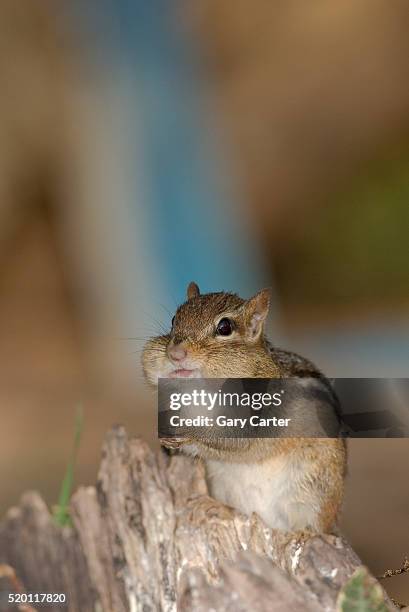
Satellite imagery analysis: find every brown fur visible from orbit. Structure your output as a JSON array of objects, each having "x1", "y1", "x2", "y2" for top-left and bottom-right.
[
  {"x1": 143, "y1": 289, "x2": 280, "y2": 381},
  {"x1": 142, "y1": 283, "x2": 346, "y2": 532}
]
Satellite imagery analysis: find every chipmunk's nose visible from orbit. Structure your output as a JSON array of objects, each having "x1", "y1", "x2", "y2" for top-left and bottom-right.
[{"x1": 168, "y1": 344, "x2": 187, "y2": 362}]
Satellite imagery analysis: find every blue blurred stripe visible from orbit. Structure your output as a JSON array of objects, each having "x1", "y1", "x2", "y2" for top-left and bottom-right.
[{"x1": 68, "y1": 0, "x2": 269, "y2": 310}]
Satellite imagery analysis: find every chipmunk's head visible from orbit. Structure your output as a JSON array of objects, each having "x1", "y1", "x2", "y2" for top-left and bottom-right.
[{"x1": 142, "y1": 282, "x2": 278, "y2": 384}]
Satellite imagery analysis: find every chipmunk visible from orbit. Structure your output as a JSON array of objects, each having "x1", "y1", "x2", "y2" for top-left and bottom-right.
[{"x1": 142, "y1": 282, "x2": 346, "y2": 532}]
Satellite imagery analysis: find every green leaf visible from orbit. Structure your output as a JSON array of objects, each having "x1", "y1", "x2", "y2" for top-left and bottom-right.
[
  {"x1": 337, "y1": 567, "x2": 389, "y2": 612},
  {"x1": 53, "y1": 404, "x2": 84, "y2": 527}
]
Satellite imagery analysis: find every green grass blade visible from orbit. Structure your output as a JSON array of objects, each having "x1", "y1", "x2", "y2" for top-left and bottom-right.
[{"x1": 53, "y1": 404, "x2": 84, "y2": 527}]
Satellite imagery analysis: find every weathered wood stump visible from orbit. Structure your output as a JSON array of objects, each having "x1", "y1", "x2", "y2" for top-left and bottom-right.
[{"x1": 0, "y1": 426, "x2": 397, "y2": 611}]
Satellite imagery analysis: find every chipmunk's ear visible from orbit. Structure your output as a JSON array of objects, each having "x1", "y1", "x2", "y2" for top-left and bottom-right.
[
  {"x1": 244, "y1": 288, "x2": 271, "y2": 341},
  {"x1": 187, "y1": 281, "x2": 200, "y2": 300}
]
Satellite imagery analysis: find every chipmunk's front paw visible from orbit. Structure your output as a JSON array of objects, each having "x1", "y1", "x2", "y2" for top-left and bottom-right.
[
  {"x1": 159, "y1": 437, "x2": 191, "y2": 450},
  {"x1": 186, "y1": 495, "x2": 236, "y2": 525}
]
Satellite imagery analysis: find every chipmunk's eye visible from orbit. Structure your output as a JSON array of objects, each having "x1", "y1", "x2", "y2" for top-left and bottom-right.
[{"x1": 216, "y1": 318, "x2": 233, "y2": 336}]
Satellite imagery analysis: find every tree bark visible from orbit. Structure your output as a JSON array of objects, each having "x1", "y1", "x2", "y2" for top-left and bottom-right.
[{"x1": 0, "y1": 426, "x2": 397, "y2": 611}]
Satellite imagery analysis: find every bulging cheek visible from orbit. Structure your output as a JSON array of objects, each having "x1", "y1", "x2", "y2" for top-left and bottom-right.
[
  {"x1": 202, "y1": 357, "x2": 231, "y2": 378},
  {"x1": 142, "y1": 348, "x2": 169, "y2": 381},
  {"x1": 205, "y1": 353, "x2": 251, "y2": 378}
]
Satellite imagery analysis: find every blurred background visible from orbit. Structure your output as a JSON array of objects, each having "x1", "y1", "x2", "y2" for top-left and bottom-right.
[{"x1": 0, "y1": 0, "x2": 408, "y2": 603}]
